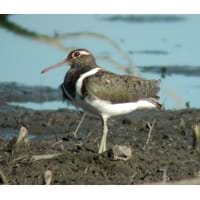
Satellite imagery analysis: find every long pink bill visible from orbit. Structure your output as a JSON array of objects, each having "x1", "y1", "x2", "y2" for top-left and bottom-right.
[{"x1": 41, "y1": 60, "x2": 68, "y2": 74}]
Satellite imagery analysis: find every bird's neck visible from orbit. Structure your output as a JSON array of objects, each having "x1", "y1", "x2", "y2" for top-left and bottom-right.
[
  {"x1": 62, "y1": 64, "x2": 99, "y2": 99},
  {"x1": 71, "y1": 63, "x2": 97, "y2": 73}
]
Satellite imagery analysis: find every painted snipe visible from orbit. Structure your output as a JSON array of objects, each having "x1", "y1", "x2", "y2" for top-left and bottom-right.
[{"x1": 41, "y1": 49, "x2": 162, "y2": 154}]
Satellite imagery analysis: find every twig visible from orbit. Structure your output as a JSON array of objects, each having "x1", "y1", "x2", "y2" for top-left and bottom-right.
[
  {"x1": 129, "y1": 172, "x2": 137, "y2": 184},
  {"x1": 160, "y1": 167, "x2": 169, "y2": 183},
  {"x1": 44, "y1": 170, "x2": 53, "y2": 185},
  {"x1": 85, "y1": 131, "x2": 92, "y2": 141},
  {"x1": 73, "y1": 113, "x2": 87, "y2": 138},
  {"x1": 0, "y1": 170, "x2": 8, "y2": 184},
  {"x1": 13, "y1": 155, "x2": 29, "y2": 162},
  {"x1": 192, "y1": 122, "x2": 200, "y2": 152},
  {"x1": 16, "y1": 126, "x2": 28, "y2": 144},
  {"x1": 152, "y1": 176, "x2": 200, "y2": 185},
  {"x1": 84, "y1": 166, "x2": 89, "y2": 174},
  {"x1": 31, "y1": 153, "x2": 63, "y2": 161},
  {"x1": 52, "y1": 113, "x2": 87, "y2": 147},
  {"x1": 51, "y1": 139, "x2": 63, "y2": 148},
  {"x1": 143, "y1": 119, "x2": 157, "y2": 150}
]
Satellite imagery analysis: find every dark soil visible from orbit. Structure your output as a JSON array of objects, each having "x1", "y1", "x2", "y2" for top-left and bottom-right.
[{"x1": 0, "y1": 82, "x2": 200, "y2": 185}]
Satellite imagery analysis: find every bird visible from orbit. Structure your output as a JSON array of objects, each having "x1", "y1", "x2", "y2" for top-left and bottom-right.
[{"x1": 41, "y1": 48, "x2": 163, "y2": 154}]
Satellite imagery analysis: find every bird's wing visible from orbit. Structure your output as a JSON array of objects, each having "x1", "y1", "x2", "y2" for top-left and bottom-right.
[{"x1": 81, "y1": 70, "x2": 161, "y2": 104}]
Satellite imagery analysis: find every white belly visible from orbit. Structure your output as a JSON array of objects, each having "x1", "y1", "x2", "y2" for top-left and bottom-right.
[{"x1": 84, "y1": 97, "x2": 156, "y2": 118}]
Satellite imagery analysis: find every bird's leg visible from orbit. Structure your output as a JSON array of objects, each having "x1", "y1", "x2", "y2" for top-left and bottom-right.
[
  {"x1": 73, "y1": 113, "x2": 87, "y2": 138},
  {"x1": 98, "y1": 116, "x2": 108, "y2": 154}
]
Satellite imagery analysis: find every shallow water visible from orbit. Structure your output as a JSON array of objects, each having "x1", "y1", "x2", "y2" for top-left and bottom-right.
[
  {"x1": 9, "y1": 101, "x2": 70, "y2": 111},
  {"x1": 0, "y1": 128, "x2": 63, "y2": 140},
  {"x1": 0, "y1": 14, "x2": 200, "y2": 109}
]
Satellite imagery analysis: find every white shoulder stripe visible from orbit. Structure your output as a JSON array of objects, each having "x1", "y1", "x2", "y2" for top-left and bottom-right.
[{"x1": 76, "y1": 68, "x2": 101, "y2": 97}]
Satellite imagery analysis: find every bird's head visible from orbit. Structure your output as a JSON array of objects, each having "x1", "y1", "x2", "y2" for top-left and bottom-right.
[
  {"x1": 67, "y1": 49, "x2": 96, "y2": 66},
  {"x1": 41, "y1": 48, "x2": 96, "y2": 74}
]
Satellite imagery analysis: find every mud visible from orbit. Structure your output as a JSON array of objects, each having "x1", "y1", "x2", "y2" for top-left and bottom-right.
[{"x1": 0, "y1": 82, "x2": 200, "y2": 184}]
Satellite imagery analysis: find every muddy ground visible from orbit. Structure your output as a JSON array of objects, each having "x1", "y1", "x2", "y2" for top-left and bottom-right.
[{"x1": 0, "y1": 82, "x2": 200, "y2": 185}]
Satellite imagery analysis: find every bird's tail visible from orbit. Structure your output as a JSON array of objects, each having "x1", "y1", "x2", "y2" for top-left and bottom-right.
[{"x1": 148, "y1": 97, "x2": 164, "y2": 111}]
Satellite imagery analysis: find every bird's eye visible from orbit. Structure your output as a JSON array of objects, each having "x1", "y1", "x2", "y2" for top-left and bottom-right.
[{"x1": 73, "y1": 51, "x2": 80, "y2": 58}]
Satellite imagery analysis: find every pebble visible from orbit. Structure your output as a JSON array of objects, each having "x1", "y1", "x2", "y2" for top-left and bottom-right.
[{"x1": 110, "y1": 145, "x2": 132, "y2": 161}]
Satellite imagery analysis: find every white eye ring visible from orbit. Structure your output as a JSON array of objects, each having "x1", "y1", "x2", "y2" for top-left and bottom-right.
[{"x1": 74, "y1": 51, "x2": 80, "y2": 57}]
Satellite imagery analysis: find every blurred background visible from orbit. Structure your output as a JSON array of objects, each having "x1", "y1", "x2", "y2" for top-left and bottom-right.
[{"x1": 0, "y1": 14, "x2": 200, "y2": 110}]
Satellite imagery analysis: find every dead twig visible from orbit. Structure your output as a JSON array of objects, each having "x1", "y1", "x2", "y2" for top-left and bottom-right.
[
  {"x1": 44, "y1": 170, "x2": 53, "y2": 185},
  {"x1": 31, "y1": 153, "x2": 63, "y2": 161},
  {"x1": 73, "y1": 113, "x2": 87, "y2": 138},
  {"x1": 129, "y1": 172, "x2": 137, "y2": 184},
  {"x1": 16, "y1": 126, "x2": 28, "y2": 144},
  {"x1": 13, "y1": 155, "x2": 29, "y2": 162},
  {"x1": 192, "y1": 122, "x2": 200, "y2": 152},
  {"x1": 160, "y1": 167, "x2": 169, "y2": 183},
  {"x1": 85, "y1": 131, "x2": 92, "y2": 141},
  {"x1": 52, "y1": 113, "x2": 87, "y2": 148},
  {"x1": 51, "y1": 139, "x2": 63, "y2": 148},
  {"x1": 0, "y1": 170, "x2": 8, "y2": 184},
  {"x1": 84, "y1": 167, "x2": 89, "y2": 174},
  {"x1": 143, "y1": 119, "x2": 157, "y2": 150}
]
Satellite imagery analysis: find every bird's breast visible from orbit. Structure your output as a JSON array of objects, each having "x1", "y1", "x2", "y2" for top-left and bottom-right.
[
  {"x1": 61, "y1": 67, "x2": 101, "y2": 114},
  {"x1": 63, "y1": 70, "x2": 81, "y2": 99}
]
